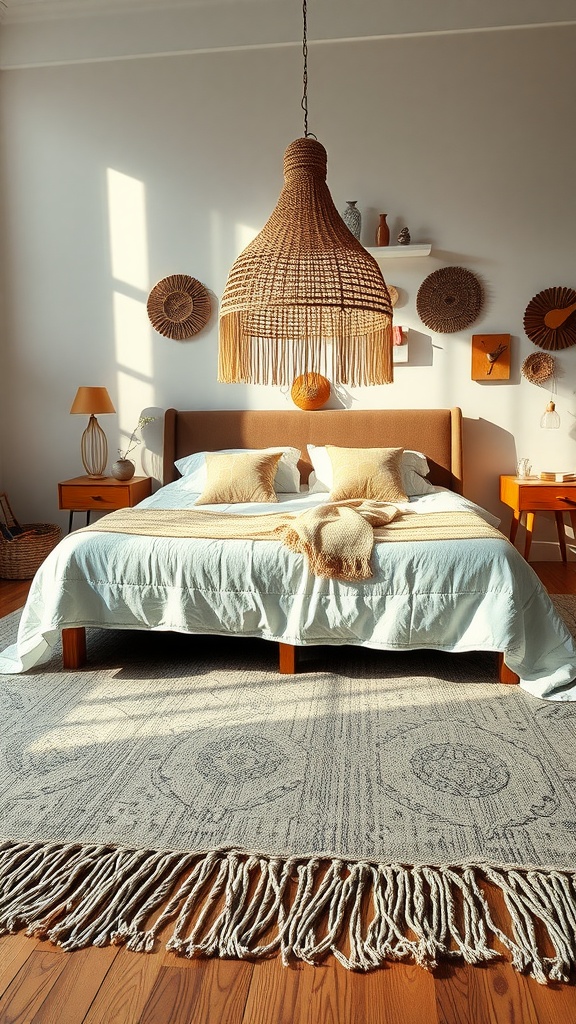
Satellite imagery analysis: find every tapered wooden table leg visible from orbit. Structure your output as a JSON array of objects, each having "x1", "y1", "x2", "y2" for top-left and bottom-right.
[
  {"x1": 62, "y1": 627, "x2": 87, "y2": 669},
  {"x1": 555, "y1": 511, "x2": 568, "y2": 562},
  {"x1": 523, "y1": 511, "x2": 535, "y2": 560},
  {"x1": 279, "y1": 642, "x2": 297, "y2": 674},
  {"x1": 509, "y1": 509, "x2": 521, "y2": 546},
  {"x1": 498, "y1": 653, "x2": 519, "y2": 685}
]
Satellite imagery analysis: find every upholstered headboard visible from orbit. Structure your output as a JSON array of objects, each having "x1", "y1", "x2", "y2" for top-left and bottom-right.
[{"x1": 162, "y1": 408, "x2": 463, "y2": 493}]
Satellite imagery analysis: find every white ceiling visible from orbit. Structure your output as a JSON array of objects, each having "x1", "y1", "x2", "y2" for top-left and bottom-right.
[
  {"x1": 1, "y1": 0, "x2": 575, "y2": 67},
  {"x1": 3, "y1": 0, "x2": 576, "y2": 28}
]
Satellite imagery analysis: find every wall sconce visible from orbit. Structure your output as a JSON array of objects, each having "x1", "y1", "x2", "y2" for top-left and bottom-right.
[{"x1": 70, "y1": 386, "x2": 116, "y2": 477}]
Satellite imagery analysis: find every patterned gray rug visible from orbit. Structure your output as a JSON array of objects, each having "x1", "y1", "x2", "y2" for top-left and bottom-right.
[{"x1": 0, "y1": 601, "x2": 575, "y2": 983}]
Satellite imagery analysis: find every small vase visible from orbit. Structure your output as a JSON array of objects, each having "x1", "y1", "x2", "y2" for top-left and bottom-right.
[
  {"x1": 342, "y1": 201, "x2": 361, "y2": 241},
  {"x1": 111, "y1": 459, "x2": 135, "y2": 481},
  {"x1": 376, "y1": 213, "x2": 390, "y2": 247}
]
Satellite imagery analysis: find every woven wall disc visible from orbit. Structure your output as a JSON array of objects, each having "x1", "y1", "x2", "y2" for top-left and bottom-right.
[
  {"x1": 416, "y1": 266, "x2": 483, "y2": 333},
  {"x1": 147, "y1": 274, "x2": 211, "y2": 340},
  {"x1": 387, "y1": 284, "x2": 399, "y2": 307},
  {"x1": 291, "y1": 372, "x2": 331, "y2": 410},
  {"x1": 521, "y1": 351, "x2": 555, "y2": 385},
  {"x1": 523, "y1": 286, "x2": 576, "y2": 350}
]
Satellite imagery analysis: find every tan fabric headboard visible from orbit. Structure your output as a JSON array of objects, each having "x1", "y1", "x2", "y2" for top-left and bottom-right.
[{"x1": 162, "y1": 408, "x2": 463, "y2": 493}]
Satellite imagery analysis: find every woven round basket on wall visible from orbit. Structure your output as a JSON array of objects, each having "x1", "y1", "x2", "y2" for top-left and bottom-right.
[
  {"x1": 291, "y1": 372, "x2": 331, "y2": 410},
  {"x1": 521, "y1": 351, "x2": 555, "y2": 385}
]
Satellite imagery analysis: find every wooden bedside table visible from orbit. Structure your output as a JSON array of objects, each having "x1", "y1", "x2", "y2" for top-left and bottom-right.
[
  {"x1": 58, "y1": 475, "x2": 152, "y2": 532},
  {"x1": 499, "y1": 474, "x2": 576, "y2": 562}
]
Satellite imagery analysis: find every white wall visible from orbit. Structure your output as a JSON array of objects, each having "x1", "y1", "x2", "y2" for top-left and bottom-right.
[{"x1": 1, "y1": 21, "x2": 575, "y2": 555}]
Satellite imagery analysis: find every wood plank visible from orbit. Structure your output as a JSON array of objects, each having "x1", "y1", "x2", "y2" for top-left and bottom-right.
[
  {"x1": 0, "y1": 579, "x2": 32, "y2": 617},
  {"x1": 140, "y1": 960, "x2": 253, "y2": 1024},
  {"x1": 0, "y1": 933, "x2": 40, "y2": 997},
  {"x1": 0, "y1": 949, "x2": 66, "y2": 1023},
  {"x1": 30, "y1": 945, "x2": 119, "y2": 1024},
  {"x1": 526, "y1": 973, "x2": 576, "y2": 1024},
  {"x1": 80, "y1": 948, "x2": 165, "y2": 1024},
  {"x1": 342, "y1": 962, "x2": 438, "y2": 1024},
  {"x1": 434, "y1": 962, "x2": 542, "y2": 1024},
  {"x1": 240, "y1": 959, "x2": 316, "y2": 1024}
]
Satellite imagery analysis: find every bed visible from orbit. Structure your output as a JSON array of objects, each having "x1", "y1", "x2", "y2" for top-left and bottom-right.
[{"x1": 1, "y1": 406, "x2": 576, "y2": 702}]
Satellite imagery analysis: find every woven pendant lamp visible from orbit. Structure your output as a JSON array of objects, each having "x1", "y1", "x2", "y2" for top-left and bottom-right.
[{"x1": 218, "y1": 0, "x2": 393, "y2": 387}]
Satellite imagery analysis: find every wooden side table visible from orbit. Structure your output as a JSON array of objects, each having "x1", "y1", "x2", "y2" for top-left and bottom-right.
[
  {"x1": 499, "y1": 474, "x2": 576, "y2": 561},
  {"x1": 58, "y1": 475, "x2": 152, "y2": 532}
]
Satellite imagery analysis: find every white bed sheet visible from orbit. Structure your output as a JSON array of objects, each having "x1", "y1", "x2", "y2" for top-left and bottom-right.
[{"x1": 1, "y1": 484, "x2": 575, "y2": 702}]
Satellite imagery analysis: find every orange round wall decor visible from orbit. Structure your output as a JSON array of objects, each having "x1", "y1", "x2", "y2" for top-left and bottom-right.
[{"x1": 291, "y1": 372, "x2": 331, "y2": 410}]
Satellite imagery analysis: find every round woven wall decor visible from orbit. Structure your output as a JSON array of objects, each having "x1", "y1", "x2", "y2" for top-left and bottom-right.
[
  {"x1": 147, "y1": 275, "x2": 211, "y2": 340},
  {"x1": 387, "y1": 284, "x2": 399, "y2": 307},
  {"x1": 521, "y1": 351, "x2": 555, "y2": 385},
  {"x1": 291, "y1": 372, "x2": 331, "y2": 410},
  {"x1": 523, "y1": 286, "x2": 576, "y2": 350},
  {"x1": 416, "y1": 266, "x2": 483, "y2": 333}
]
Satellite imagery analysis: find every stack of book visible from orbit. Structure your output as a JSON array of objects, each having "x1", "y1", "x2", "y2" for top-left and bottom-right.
[{"x1": 539, "y1": 471, "x2": 576, "y2": 482}]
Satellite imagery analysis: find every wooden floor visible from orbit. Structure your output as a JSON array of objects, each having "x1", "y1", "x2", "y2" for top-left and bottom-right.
[{"x1": 0, "y1": 566, "x2": 575, "y2": 1024}]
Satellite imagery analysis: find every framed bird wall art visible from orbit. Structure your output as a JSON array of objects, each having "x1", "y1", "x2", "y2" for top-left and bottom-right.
[{"x1": 471, "y1": 334, "x2": 511, "y2": 380}]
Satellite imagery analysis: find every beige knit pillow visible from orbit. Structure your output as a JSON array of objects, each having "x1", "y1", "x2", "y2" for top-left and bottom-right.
[
  {"x1": 195, "y1": 451, "x2": 282, "y2": 504},
  {"x1": 326, "y1": 446, "x2": 408, "y2": 502}
]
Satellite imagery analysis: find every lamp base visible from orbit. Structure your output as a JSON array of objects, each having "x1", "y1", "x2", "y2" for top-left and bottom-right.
[{"x1": 81, "y1": 414, "x2": 108, "y2": 477}]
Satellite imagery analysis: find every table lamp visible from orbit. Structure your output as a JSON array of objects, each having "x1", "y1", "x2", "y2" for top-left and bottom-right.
[{"x1": 70, "y1": 386, "x2": 116, "y2": 477}]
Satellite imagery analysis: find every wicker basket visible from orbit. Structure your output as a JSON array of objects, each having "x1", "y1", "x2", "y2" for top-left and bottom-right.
[{"x1": 0, "y1": 493, "x2": 62, "y2": 580}]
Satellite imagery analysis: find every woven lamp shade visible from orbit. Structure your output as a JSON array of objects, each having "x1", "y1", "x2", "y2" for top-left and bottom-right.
[{"x1": 218, "y1": 138, "x2": 393, "y2": 387}]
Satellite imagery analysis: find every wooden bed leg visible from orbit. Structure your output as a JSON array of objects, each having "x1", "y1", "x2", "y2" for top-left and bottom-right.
[
  {"x1": 62, "y1": 627, "x2": 87, "y2": 669},
  {"x1": 498, "y1": 653, "x2": 519, "y2": 685},
  {"x1": 279, "y1": 642, "x2": 297, "y2": 674}
]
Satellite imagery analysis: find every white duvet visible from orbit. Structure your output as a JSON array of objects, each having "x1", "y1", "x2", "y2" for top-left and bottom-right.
[{"x1": 1, "y1": 483, "x2": 575, "y2": 702}]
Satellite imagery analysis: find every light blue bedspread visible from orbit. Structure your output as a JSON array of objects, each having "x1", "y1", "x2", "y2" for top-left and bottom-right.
[{"x1": 1, "y1": 485, "x2": 575, "y2": 701}]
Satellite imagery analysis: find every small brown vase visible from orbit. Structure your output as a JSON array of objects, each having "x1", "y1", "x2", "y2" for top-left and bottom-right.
[
  {"x1": 111, "y1": 459, "x2": 135, "y2": 481},
  {"x1": 376, "y1": 213, "x2": 390, "y2": 247}
]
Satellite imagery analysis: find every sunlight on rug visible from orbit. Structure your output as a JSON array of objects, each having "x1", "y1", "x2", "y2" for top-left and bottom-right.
[{"x1": 0, "y1": 602, "x2": 575, "y2": 983}]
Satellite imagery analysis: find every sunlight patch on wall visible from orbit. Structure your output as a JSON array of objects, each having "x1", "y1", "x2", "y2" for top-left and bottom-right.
[
  {"x1": 107, "y1": 169, "x2": 148, "y2": 292},
  {"x1": 236, "y1": 221, "x2": 259, "y2": 253},
  {"x1": 113, "y1": 293, "x2": 153, "y2": 379},
  {"x1": 106, "y1": 168, "x2": 154, "y2": 463}
]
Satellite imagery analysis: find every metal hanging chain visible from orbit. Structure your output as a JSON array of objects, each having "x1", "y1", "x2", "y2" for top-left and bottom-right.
[{"x1": 301, "y1": 0, "x2": 316, "y2": 138}]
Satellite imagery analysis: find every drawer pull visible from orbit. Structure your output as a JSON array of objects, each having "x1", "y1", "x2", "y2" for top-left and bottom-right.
[
  {"x1": 91, "y1": 495, "x2": 105, "y2": 501},
  {"x1": 558, "y1": 496, "x2": 576, "y2": 506}
]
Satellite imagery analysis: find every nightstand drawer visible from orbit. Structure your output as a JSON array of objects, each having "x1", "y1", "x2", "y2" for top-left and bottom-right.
[
  {"x1": 513, "y1": 486, "x2": 576, "y2": 511},
  {"x1": 59, "y1": 484, "x2": 131, "y2": 511},
  {"x1": 58, "y1": 476, "x2": 152, "y2": 524}
]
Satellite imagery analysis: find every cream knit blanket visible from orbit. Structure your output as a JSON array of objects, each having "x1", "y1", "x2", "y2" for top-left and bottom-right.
[{"x1": 82, "y1": 504, "x2": 502, "y2": 582}]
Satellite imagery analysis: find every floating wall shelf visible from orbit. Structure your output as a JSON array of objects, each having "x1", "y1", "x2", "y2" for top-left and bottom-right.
[{"x1": 365, "y1": 244, "x2": 432, "y2": 258}]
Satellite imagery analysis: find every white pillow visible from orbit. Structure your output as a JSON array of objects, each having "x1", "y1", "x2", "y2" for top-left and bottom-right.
[
  {"x1": 175, "y1": 447, "x2": 301, "y2": 493},
  {"x1": 307, "y1": 444, "x2": 436, "y2": 496}
]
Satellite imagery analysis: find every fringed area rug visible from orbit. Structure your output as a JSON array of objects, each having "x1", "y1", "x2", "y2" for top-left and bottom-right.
[{"x1": 0, "y1": 603, "x2": 575, "y2": 984}]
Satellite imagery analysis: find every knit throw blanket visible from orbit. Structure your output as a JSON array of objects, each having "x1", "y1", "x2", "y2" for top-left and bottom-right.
[{"x1": 82, "y1": 504, "x2": 502, "y2": 582}]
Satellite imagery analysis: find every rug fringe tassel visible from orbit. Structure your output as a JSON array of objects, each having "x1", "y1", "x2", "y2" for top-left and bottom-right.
[{"x1": 0, "y1": 840, "x2": 574, "y2": 983}]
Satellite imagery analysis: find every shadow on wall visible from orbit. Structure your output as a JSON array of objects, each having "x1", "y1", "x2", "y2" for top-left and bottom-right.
[
  {"x1": 140, "y1": 407, "x2": 165, "y2": 490},
  {"x1": 462, "y1": 416, "x2": 516, "y2": 523}
]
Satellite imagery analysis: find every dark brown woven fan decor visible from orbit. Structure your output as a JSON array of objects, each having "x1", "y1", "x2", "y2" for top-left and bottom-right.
[
  {"x1": 523, "y1": 286, "x2": 576, "y2": 350},
  {"x1": 147, "y1": 275, "x2": 211, "y2": 341},
  {"x1": 218, "y1": 138, "x2": 393, "y2": 387},
  {"x1": 416, "y1": 267, "x2": 483, "y2": 334}
]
